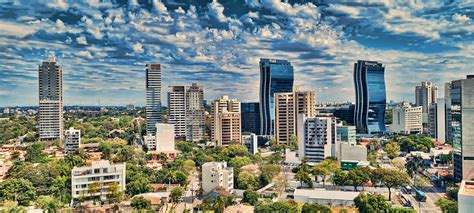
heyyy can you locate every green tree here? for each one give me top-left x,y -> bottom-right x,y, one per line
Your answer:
435,198 -> 457,213
237,171 -> 260,191
126,175 -> 152,196
289,135 -> 298,151
295,169 -> 312,188
302,203 -> 331,213
131,196 -> 152,210
25,143 -> 48,163
346,167 -> 370,191
170,186 -> 184,203
332,169 -> 348,186
0,178 -> 37,206
255,200 -> 298,212
176,141 -> 193,153
35,195 -> 63,212
48,176 -> 71,203
313,159 -> 339,186
88,182 -> 100,200
354,192 -> 391,213
229,156 -> 252,170
242,191 -> 259,205
384,142 -> 400,159
381,169 -> 410,201
222,144 -> 249,159
106,182 -> 123,203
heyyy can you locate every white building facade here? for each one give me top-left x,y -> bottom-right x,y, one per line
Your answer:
297,116 -> 334,163
202,161 -> 234,194
64,127 -> 81,154
71,160 -> 126,200
390,103 -> 423,134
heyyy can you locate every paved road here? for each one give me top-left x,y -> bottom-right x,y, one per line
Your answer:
403,187 -> 443,213
167,172 -> 200,213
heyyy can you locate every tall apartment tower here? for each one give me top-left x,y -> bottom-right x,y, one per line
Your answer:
185,83 -> 205,142
259,58 -> 294,136
38,56 -> 64,141
168,86 -> 187,139
274,88 -> 316,144
145,64 -> 162,135
167,84 -> 205,141
297,116 -> 334,163
241,102 -> 260,134
415,81 -> 438,114
450,76 -> 474,182
390,103 -> 423,134
211,96 -> 241,146
428,98 -> 446,143
353,60 -> 386,134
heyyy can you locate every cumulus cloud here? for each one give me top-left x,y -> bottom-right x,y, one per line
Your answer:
48,0 -> 68,10
153,0 -> 167,13
76,36 -> 88,45
207,0 -> 228,22
132,42 -> 144,54
77,50 -> 93,59
452,13 -> 471,23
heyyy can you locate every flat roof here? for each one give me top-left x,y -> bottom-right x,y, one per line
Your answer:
460,180 -> 474,197
294,189 -> 360,200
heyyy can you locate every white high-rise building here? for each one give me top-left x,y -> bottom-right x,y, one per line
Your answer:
167,83 -> 205,142
390,103 -> 423,134
428,98 -> 446,143
211,96 -> 241,147
71,160 -> 126,201
146,64 -> 162,135
65,128 -> 81,154
202,161 -> 234,194
297,116 -> 334,163
415,82 -> 438,126
39,56 -> 63,141
168,86 -> 187,138
156,123 -> 175,152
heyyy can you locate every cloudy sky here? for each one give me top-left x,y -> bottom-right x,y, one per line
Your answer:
0,0 -> 472,106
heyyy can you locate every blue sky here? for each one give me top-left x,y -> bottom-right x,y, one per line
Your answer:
0,0 -> 472,106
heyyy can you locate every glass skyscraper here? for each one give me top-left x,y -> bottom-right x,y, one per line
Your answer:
353,60 -> 386,134
259,58 -> 294,136
146,64 -> 162,135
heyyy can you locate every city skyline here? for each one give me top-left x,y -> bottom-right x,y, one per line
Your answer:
0,1 -> 473,106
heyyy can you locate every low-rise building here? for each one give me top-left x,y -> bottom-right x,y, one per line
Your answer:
65,127 -> 81,154
71,160 -> 126,201
390,103 -> 423,134
294,189 -> 359,206
202,161 -> 234,194
459,180 -> 474,213
143,134 -> 156,151
156,123 -> 175,152
338,142 -> 367,161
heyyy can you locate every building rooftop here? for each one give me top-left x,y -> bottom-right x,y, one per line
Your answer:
295,189 -> 360,200
459,180 -> 474,197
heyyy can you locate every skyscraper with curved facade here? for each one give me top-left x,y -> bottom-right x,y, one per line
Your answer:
259,58 -> 294,136
353,60 -> 386,134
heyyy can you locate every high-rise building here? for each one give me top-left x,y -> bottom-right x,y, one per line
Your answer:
353,60 -> 386,134
71,160 -> 126,201
39,56 -> 63,141
428,98 -> 446,143
241,102 -> 260,134
415,81 -> 438,114
167,84 -> 205,142
211,96 -> 241,146
449,76 -> 474,182
145,64 -> 162,135
259,58 -> 294,136
297,116 -> 334,163
202,161 -> 234,194
65,128 -> 81,154
274,89 -> 316,144
185,83 -> 205,142
390,103 -> 423,134
155,123 -> 175,152
168,86 -> 187,139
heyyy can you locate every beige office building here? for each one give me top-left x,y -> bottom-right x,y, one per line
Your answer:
211,96 -> 241,146
38,56 -> 64,141
275,89 -> 316,144
390,103 -> 423,134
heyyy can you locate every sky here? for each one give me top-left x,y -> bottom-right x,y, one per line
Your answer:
0,0 -> 473,106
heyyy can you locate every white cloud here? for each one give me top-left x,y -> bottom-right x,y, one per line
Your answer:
452,13 -> 471,23
48,0 -> 68,10
153,0 -> 167,13
0,21 -> 38,38
132,42 -> 144,54
55,19 -> 65,30
207,0 -> 228,22
77,50 -> 93,59
76,36 -> 88,45
326,4 -> 360,16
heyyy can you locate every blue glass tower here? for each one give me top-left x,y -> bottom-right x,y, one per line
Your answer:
353,60 -> 386,134
259,58 -> 294,136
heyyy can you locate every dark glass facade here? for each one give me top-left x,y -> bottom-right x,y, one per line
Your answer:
353,60 -> 386,134
259,58 -> 294,135
241,102 -> 260,134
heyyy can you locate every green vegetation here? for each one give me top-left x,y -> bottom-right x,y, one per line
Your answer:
255,200 -> 298,212
131,196 -> 152,210
435,198 -> 457,213
0,116 -> 37,143
384,142 -> 400,159
301,203 -> 331,213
